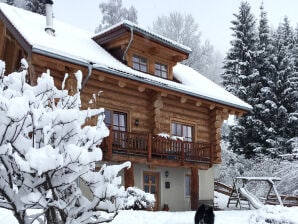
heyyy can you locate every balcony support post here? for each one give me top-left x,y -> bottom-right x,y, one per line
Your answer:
181,142 -> 185,166
107,126 -> 113,160
191,167 -> 199,210
209,144 -> 214,167
124,163 -> 134,188
148,133 -> 152,162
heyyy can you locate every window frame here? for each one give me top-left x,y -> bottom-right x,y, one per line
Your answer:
132,54 -> 148,73
104,109 -> 128,131
171,121 -> 194,142
185,174 -> 191,197
154,62 -> 168,79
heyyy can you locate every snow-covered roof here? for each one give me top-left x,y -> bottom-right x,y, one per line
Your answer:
0,3 -> 252,111
93,20 -> 192,54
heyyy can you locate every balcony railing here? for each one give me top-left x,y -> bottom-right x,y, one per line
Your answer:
101,129 -> 213,166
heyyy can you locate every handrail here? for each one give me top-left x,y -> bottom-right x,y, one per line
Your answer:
101,129 -> 212,164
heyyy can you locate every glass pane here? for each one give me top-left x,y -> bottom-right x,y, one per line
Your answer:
151,175 -> 155,184
144,185 -> 149,192
133,63 -> 139,70
172,123 -> 177,136
188,126 -> 192,141
151,186 -> 155,194
161,64 -> 167,71
141,65 -> 147,72
140,57 -> 147,64
144,175 -> 149,183
119,114 -> 125,127
185,175 -> 191,196
113,114 -> 119,125
104,110 -> 112,126
133,55 -> 139,62
177,124 -> 182,136
183,126 -> 187,137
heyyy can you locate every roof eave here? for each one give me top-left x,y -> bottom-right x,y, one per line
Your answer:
32,47 -> 251,113
93,21 -> 192,55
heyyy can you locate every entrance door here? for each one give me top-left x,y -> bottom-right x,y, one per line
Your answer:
143,171 -> 160,210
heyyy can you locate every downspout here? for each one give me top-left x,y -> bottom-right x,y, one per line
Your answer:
122,26 -> 134,63
81,62 -> 94,91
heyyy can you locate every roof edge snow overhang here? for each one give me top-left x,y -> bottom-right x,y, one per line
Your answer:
93,21 -> 192,55
32,47 -> 252,113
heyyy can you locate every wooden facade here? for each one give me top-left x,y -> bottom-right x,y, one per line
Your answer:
0,7 -> 249,211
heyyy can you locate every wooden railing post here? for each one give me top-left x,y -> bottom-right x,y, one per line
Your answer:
148,133 -> 152,162
181,141 -> 185,166
107,126 -> 113,160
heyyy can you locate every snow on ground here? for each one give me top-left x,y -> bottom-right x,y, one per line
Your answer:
1,192 -> 297,224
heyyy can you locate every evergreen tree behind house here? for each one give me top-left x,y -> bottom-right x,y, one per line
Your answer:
222,1 -> 298,158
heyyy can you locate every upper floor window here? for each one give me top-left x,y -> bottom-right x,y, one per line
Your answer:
155,62 -> 168,79
104,109 -> 127,131
171,122 -> 193,142
132,55 -> 147,72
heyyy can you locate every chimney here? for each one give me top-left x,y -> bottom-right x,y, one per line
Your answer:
45,0 -> 55,36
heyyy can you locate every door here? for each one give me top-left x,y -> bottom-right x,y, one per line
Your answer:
143,171 -> 160,210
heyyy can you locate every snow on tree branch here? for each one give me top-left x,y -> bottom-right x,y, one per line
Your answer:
0,59 -> 154,224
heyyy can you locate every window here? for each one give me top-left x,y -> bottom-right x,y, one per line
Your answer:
185,174 -> 191,197
104,109 -> 127,131
132,55 -> 147,72
171,122 -> 193,142
155,62 -> 168,78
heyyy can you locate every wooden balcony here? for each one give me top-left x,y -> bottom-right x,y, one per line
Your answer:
101,129 -> 213,169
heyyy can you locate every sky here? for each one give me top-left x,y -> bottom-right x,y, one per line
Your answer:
53,0 -> 298,54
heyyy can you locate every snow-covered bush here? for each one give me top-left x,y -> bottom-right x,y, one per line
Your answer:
249,205 -> 298,224
0,60 -> 154,224
124,187 -> 155,210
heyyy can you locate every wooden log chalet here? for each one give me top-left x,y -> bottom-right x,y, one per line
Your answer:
0,2 -> 252,211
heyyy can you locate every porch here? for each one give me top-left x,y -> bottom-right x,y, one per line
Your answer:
101,129 -> 213,169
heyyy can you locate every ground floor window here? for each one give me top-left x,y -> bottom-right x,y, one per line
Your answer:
185,174 -> 191,197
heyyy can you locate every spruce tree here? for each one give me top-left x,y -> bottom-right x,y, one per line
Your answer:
270,17 -> 295,155
222,1 -> 256,101
251,3 -> 278,155
6,0 -> 14,5
26,0 -> 46,15
222,1 -> 257,157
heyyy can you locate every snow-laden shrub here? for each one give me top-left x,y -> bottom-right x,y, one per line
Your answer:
249,205 -> 298,224
0,59 -> 154,224
124,187 -> 155,210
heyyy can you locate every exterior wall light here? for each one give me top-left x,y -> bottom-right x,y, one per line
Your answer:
135,118 -> 139,126
165,170 -> 169,178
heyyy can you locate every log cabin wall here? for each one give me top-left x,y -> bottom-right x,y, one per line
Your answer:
0,17 -> 234,166
0,20 -> 26,74
1,46 -> 227,166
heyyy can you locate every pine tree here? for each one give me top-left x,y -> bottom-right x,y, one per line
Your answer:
222,1 -> 257,157
26,0 -> 46,15
251,3 -> 278,155
222,1 -> 257,101
270,17 -> 295,154
6,0 -> 14,5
